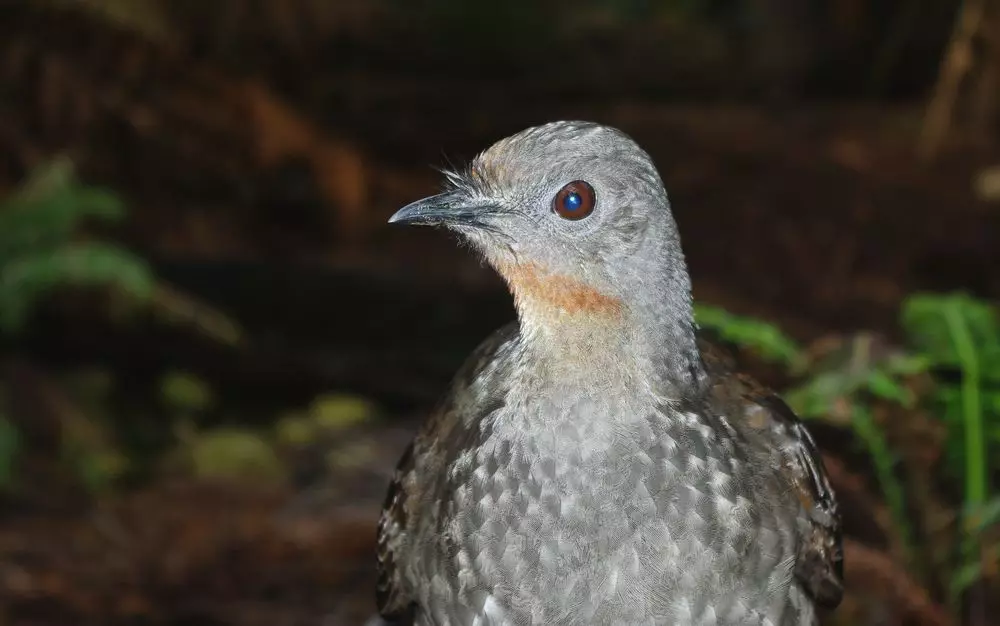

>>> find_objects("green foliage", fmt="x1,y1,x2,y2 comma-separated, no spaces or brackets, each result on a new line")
694,304,926,567
61,434,130,494
898,293,1000,600
950,497,1000,596
160,391,382,486
0,158,158,493
275,393,379,447
274,396,379,478
902,294,1000,373
784,339,927,420
902,294,998,506
160,370,215,415
309,393,378,431
781,334,924,566
165,418,286,483
274,413,317,448
848,402,915,564
703,292,1000,605
54,378,130,494
0,157,155,333
178,425,286,483
694,304,806,369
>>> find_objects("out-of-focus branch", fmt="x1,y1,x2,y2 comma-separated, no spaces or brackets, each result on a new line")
918,0,987,161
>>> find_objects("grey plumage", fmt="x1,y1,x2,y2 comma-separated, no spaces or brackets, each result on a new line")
377,121,842,626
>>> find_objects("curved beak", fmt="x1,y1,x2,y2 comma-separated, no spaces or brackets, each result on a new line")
388,190,492,228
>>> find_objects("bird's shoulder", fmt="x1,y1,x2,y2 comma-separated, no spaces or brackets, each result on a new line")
696,335,844,610
423,321,520,435
375,322,519,622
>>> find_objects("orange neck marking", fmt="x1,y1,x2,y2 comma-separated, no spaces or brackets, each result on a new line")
499,262,623,317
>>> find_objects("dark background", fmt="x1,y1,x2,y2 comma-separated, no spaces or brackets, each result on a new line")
0,1,998,625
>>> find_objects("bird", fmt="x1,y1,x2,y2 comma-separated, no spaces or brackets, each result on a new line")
376,121,842,626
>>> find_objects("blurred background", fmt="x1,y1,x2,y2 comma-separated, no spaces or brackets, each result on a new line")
0,1,999,624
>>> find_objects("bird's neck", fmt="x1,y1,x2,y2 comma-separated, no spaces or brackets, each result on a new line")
498,261,704,395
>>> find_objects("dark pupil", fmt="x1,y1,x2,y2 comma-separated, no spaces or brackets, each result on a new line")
563,192,582,211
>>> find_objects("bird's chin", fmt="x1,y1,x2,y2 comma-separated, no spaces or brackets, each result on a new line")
450,225,517,266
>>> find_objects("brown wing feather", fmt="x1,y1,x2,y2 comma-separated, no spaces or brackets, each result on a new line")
757,392,844,608
376,439,416,623
698,336,844,609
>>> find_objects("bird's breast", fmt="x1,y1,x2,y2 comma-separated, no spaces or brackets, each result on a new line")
414,399,798,625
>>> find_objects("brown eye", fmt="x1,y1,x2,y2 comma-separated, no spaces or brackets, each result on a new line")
552,180,596,220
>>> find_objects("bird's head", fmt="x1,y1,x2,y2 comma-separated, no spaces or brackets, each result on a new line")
390,121,701,383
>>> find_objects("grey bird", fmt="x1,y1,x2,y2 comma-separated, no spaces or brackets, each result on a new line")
376,121,842,626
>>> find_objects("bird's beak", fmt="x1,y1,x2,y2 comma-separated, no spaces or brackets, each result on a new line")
388,190,491,228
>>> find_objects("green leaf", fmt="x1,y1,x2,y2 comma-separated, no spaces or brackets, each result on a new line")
694,304,804,369
950,542,1000,597
74,450,129,494
964,498,1000,532
866,368,915,407
784,375,841,421
0,160,125,262
309,393,378,431
160,371,215,414
850,404,916,568
188,428,285,482
274,413,317,447
882,353,932,376
0,243,155,332
903,292,993,509
951,559,985,597
60,428,128,494
902,293,1000,370
784,362,869,423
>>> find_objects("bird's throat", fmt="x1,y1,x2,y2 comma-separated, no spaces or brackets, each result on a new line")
496,261,634,373
496,260,704,392
499,261,624,320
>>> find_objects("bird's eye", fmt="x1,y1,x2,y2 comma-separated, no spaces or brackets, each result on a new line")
552,180,596,220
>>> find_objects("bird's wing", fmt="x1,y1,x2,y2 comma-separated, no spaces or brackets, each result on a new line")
750,390,844,608
376,438,417,624
698,337,844,609
376,323,519,623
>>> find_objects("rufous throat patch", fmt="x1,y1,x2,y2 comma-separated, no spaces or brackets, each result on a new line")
499,262,623,317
